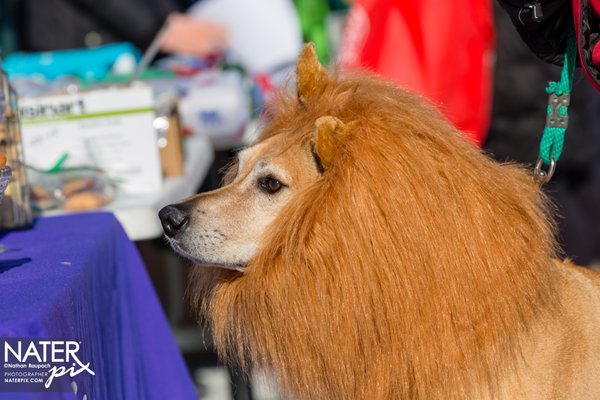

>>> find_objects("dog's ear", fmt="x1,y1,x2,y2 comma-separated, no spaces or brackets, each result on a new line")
297,43,329,105
311,116,348,172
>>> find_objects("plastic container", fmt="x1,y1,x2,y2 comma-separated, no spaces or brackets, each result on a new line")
0,67,32,229
28,167,116,213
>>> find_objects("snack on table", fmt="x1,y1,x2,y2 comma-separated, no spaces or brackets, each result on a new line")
30,184,54,211
60,177,97,198
28,170,116,212
30,185,49,201
60,176,112,211
63,191,109,211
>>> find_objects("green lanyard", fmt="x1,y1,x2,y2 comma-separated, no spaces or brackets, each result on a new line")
533,22,577,184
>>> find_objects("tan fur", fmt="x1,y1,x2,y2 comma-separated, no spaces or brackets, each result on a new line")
312,116,348,170
175,45,600,399
296,43,330,105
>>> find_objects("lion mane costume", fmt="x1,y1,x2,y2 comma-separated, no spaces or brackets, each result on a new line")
189,45,600,399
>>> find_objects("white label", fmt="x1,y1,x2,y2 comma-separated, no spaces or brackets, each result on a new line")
19,85,162,195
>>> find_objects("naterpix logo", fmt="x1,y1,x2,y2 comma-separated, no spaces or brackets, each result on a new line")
1,338,95,392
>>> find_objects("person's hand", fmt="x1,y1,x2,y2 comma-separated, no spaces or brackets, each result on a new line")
161,13,228,57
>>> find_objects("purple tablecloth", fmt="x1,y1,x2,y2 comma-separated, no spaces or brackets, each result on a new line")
0,213,198,400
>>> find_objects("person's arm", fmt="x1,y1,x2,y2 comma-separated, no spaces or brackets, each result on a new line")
66,0,227,56
160,13,228,56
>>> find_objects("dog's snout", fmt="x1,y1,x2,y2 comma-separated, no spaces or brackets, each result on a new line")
159,204,190,238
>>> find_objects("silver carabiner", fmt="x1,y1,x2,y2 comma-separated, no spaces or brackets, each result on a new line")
533,158,556,184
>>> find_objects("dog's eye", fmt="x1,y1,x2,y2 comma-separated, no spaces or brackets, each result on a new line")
258,176,284,194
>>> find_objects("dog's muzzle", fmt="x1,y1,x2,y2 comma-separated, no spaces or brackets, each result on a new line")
159,204,189,238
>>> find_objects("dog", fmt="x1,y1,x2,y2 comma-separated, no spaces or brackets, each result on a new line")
159,44,600,399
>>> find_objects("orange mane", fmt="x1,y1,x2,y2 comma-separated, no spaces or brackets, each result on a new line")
190,47,558,399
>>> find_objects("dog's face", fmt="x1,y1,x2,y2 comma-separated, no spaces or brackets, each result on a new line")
159,134,320,271
161,44,350,271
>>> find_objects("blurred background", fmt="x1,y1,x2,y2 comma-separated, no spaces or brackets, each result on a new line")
1,0,600,398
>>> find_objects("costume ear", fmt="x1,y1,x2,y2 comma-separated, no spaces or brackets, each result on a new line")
311,116,347,172
297,43,330,104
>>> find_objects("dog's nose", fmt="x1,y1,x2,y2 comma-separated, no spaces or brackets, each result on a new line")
159,204,189,238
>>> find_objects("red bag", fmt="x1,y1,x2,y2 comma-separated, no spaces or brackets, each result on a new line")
338,0,494,146
573,0,600,91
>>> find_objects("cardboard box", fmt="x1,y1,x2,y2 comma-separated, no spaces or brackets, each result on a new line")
19,84,163,195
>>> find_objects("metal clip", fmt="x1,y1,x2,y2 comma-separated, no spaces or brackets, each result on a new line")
518,2,544,24
533,158,556,184
546,93,570,129
530,1,544,21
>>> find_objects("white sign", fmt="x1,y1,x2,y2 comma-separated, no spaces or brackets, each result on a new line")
19,84,163,195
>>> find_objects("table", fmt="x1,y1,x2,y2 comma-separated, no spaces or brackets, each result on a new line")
0,213,198,399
